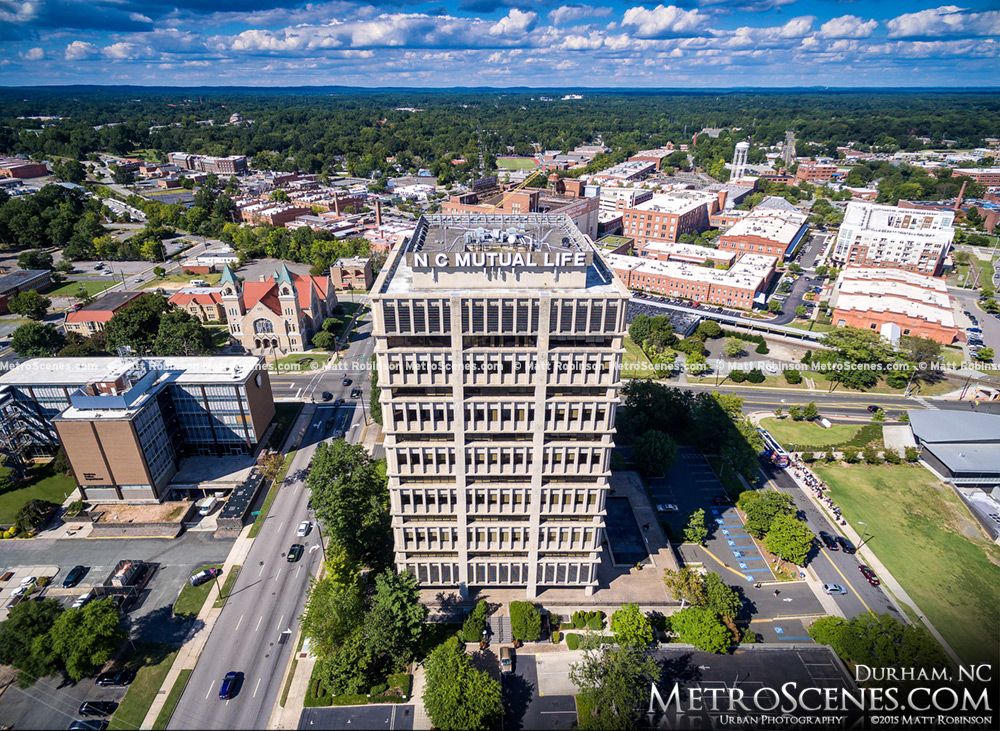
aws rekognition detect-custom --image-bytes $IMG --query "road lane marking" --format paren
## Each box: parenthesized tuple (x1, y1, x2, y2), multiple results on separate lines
(235, 613, 244, 632)
(253, 676, 262, 698)
(276, 520, 284, 533)
(258, 564, 266, 577)
(822, 550, 874, 615)
(274, 567, 281, 582)
(275, 614, 285, 633)
(205, 685, 212, 699)
(296, 565, 302, 578)
(255, 615, 264, 632)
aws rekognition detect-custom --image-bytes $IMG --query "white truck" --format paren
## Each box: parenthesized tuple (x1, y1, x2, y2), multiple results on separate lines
(197, 496, 218, 517)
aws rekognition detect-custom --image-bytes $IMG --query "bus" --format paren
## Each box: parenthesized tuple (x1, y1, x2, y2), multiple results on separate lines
(757, 428, 790, 468)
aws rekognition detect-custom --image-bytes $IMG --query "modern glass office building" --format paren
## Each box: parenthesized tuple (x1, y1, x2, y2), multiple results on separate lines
(0, 357, 275, 501)
(370, 214, 630, 597)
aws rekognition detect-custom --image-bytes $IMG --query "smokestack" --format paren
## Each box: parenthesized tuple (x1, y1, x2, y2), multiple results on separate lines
(375, 198, 382, 230)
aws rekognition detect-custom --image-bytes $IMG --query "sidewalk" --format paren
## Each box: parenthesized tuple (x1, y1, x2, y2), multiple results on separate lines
(784, 464, 962, 665)
(410, 665, 431, 730)
(266, 635, 315, 730)
(140, 523, 256, 729)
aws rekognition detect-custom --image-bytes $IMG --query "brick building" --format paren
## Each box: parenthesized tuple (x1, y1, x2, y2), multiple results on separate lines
(829, 267, 959, 344)
(167, 288, 226, 323)
(951, 167, 1000, 187)
(622, 190, 725, 249)
(718, 208, 809, 260)
(64, 291, 145, 335)
(0, 157, 49, 179)
(795, 162, 839, 183)
(330, 257, 374, 291)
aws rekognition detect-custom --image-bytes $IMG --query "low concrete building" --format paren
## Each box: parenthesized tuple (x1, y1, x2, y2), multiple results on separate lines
(908, 410, 1000, 491)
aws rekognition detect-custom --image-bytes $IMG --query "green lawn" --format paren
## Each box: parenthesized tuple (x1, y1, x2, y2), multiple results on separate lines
(45, 279, 117, 298)
(214, 565, 241, 609)
(272, 352, 331, 371)
(497, 156, 538, 170)
(153, 668, 192, 730)
(814, 463, 1000, 665)
(108, 646, 178, 731)
(788, 318, 836, 333)
(0, 463, 76, 526)
(758, 417, 864, 449)
(171, 564, 222, 617)
(622, 336, 656, 379)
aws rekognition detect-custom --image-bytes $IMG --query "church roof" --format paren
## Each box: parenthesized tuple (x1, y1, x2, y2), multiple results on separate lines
(239, 270, 329, 317)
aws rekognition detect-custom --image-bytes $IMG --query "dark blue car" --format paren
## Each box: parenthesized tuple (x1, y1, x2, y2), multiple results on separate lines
(219, 671, 242, 700)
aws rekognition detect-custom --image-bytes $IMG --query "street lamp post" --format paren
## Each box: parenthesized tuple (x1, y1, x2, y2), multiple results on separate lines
(857, 532, 875, 550)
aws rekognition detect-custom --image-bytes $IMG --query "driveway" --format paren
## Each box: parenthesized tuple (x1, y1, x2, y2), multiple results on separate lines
(503, 654, 576, 731)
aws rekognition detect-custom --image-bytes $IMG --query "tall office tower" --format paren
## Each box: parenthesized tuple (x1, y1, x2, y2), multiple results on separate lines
(370, 214, 630, 598)
(731, 140, 750, 180)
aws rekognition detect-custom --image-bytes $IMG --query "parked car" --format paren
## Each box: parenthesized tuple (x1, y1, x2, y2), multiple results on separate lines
(823, 583, 847, 595)
(859, 565, 880, 586)
(78, 701, 118, 717)
(68, 721, 108, 731)
(95, 668, 134, 687)
(866, 405, 881, 413)
(320, 391, 333, 402)
(500, 646, 515, 673)
(297, 521, 312, 537)
(342, 377, 352, 386)
(836, 536, 855, 554)
(72, 591, 93, 609)
(656, 503, 679, 513)
(819, 531, 839, 551)
(189, 568, 222, 587)
(350, 388, 363, 399)
(286, 544, 305, 562)
(219, 671, 242, 700)
(63, 565, 88, 589)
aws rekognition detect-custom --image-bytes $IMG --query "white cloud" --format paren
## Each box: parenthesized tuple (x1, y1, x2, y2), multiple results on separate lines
(886, 5, 1000, 38)
(621, 4, 706, 39)
(490, 9, 537, 37)
(104, 42, 139, 60)
(0, 1, 37, 24)
(22, 47, 44, 61)
(64, 40, 98, 61)
(549, 5, 612, 26)
(561, 33, 604, 50)
(818, 15, 877, 39)
(725, 16, 814, 48)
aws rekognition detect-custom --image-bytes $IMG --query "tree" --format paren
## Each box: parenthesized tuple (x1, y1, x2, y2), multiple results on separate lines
(300, 575, 365, 659)
(423, 636, 503, 731)
(809, 614, 947, 673)
(364, 570, 427, 666)
(973, 347, 994, 363)
(683, 508, 708, 545)
(610, 603, 654, 648)
(311, 330, 336, 350)
(104, 293, 169, 355)
(153, 309, 214, 356)
(764, 514, 815, 565)
(74, 284, 94, 305)
(670, 607, 732, 654)
(17, 249, 53, 270)
(803, 401, 819, 420)
(8, 290, 51, 320)
(48, 598, 125, 681)
(509, 601, 542, 643)
(632, 429, 678, 477)
(737, 490, 795, 538)
(723, 337, 745, 358)
(11, 322, 65, 356)
(663, 567, 707, 607)
(768, 299, 782, 313)
(570, 642, 659, 730)
(460, 600, 488, 643)
(0, 598, 63, 685)
(696, 320, 722, 339)
(813, 327, 897, 390)
(702, 573, 742, 625)
(306, 440, 390, 569)
(15, 499, 58, 534)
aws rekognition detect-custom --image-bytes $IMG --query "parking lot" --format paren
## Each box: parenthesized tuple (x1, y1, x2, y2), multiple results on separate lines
(298, 704, 414, 730)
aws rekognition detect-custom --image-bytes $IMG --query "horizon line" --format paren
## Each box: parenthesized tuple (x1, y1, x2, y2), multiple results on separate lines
(2, 84, 1000, 93)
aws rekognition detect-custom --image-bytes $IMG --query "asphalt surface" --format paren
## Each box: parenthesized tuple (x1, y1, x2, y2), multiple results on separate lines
(168, 320, 374, 731)
(769, 231, 828, 326)
(761, 463, 900, 620)
(0, 532, 234, 730)
(503, 655, 576, 731)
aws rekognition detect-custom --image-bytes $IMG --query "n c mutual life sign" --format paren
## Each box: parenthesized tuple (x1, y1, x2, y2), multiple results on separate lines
(407, 250, 592, 270)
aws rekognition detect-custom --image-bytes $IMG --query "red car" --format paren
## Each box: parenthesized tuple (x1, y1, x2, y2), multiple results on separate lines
(859, 565, 880, 587)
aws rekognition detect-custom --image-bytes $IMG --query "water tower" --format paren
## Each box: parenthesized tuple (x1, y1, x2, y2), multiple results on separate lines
(731, 140, 750, 180)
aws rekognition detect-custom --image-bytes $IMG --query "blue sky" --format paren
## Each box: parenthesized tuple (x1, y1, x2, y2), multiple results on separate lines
(1, 1, 998, 86)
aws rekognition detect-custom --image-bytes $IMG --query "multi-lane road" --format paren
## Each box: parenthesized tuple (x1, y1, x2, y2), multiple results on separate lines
(168, 316, 375, 730)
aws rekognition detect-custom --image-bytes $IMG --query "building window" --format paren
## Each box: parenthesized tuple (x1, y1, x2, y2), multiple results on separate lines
(254, 319, 274, 334)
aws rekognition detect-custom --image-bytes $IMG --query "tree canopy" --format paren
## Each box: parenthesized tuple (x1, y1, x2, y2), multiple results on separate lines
(423, 636, 503, 731)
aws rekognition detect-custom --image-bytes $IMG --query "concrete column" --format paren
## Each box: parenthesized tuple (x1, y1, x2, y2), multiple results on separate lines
(525, 296, 551, 599)
(450, 295, 470, 599)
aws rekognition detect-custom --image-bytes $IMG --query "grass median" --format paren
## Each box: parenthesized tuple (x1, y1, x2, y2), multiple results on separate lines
(108, 645, 178, 731)
(171, 564, 222, 617)
(248, 452, 294, 539)
(814, 463, 1000, 665)
(153, 668, 192, 730)
(213, 565, 241, 609)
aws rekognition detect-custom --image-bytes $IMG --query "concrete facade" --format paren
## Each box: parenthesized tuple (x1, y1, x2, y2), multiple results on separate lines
(371, 214, 629, 597)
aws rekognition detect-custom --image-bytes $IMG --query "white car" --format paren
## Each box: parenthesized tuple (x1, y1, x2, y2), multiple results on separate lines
(72, 591, 93, 609)
(296, 521, 312, 537)
(656, 503, 679, 513)
(823, 583, 847, 596)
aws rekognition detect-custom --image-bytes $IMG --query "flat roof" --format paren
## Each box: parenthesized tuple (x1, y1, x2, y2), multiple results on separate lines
(723, 209, 808, 244)
(76, 290, 144, 312)
(632, 190, 717, 216)
(924, 443, 1000, 475)
(0, 356, 264, 388)
(607, 252, 774, 290)
(376, 213, 626, 297)
(0, 268, 49, 292)
(908, 409, 1000, 444)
